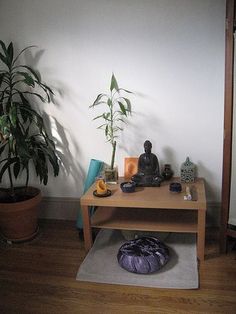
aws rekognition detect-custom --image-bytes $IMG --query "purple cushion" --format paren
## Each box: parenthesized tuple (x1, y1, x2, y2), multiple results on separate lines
(117, 237, 169, 274)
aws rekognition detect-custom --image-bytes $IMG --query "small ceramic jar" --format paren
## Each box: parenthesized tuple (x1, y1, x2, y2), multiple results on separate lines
(162, 164, 174, 180)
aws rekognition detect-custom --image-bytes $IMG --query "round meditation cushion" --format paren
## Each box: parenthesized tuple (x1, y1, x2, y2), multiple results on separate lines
(117, 236, 170, 274)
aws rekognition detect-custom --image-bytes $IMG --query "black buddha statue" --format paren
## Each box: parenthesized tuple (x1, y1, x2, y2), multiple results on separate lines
(131, 140, 163, 187)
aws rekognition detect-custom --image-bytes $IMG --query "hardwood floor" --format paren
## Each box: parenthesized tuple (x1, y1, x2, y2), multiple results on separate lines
(0, 220, 235, 314)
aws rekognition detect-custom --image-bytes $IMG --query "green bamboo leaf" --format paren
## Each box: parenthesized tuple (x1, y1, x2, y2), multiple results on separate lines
(107, 98, 112, 107)
(92, 101, 107, 107)
(117, 118, 126, 123)
(123, 97, 132, 112)
(118, 88, 133, 94)
(104, 117, 111, 122)
(90, 93, 106, 107)
(90, 73, 133, 170)
(97, 124, 106, 129)
(92, 114, 104, 121)
(118, 101, 127, 116)
(110, 73, 119, 92)
(102, 113, 111, 121)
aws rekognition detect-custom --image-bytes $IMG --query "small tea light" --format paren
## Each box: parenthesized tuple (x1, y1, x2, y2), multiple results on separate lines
(120, 181, 136, 193)
(169, 182, 182, 193)
(123, 182, 133, 188)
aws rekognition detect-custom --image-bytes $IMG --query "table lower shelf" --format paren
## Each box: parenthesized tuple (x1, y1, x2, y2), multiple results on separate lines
(91, 206, 198, 233)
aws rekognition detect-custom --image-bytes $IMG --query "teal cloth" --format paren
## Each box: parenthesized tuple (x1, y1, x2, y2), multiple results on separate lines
(76, 159, 104, 229)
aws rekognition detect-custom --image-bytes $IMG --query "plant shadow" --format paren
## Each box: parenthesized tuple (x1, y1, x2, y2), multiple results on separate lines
(22, 47, 86, 192)
(42, 113, 85, 190)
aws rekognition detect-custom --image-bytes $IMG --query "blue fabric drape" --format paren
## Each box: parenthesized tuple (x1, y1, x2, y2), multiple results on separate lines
(76, 159, 104, 229)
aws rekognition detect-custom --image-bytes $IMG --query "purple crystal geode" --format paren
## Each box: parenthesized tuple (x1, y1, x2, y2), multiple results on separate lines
(117, 237, 170, 274)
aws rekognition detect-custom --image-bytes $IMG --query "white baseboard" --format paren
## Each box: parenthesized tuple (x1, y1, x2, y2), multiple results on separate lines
(39, 197, 221, 227)
(39, 197, 80, 221)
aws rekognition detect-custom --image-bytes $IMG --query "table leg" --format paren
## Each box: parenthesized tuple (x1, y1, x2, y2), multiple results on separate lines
(81, 205, 93, 252)
(197, 209, 206, 262)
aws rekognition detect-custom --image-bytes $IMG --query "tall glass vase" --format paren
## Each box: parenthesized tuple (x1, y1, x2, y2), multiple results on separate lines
(104, 165, 118, 184)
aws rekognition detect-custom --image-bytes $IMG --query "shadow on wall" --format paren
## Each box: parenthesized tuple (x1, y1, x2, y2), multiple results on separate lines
(23, 48, 45, 71)
(22, 47, 85, 192)
(119, 90, 166, 157)
(119, 89, 179, 173)
(42, 113, 85, 191)
(119, 106, 178, 173)
(161, 146, 178, 174)
(24, 47, 69, 108)
(120, 110, 162, 155)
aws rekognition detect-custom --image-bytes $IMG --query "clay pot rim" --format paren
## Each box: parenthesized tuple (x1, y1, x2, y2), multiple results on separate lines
(0, 186, 42, 211)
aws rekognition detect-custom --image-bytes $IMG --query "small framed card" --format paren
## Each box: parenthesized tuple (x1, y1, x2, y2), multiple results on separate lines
(124, 157, 138, 180)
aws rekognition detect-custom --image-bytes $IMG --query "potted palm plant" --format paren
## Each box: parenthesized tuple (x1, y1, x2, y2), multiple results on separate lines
(90, 74, 132, 183)
(0, 40, 59, 241)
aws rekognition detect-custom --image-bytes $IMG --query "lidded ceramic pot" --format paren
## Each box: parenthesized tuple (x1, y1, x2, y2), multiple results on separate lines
(162, 164, 174, 180)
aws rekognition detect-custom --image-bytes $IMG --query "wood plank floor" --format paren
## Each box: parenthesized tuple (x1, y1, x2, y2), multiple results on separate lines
(0, 220, 235, 314)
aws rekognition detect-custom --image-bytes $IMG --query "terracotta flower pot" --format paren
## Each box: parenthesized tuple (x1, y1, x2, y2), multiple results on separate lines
(0, 187, 42, 242)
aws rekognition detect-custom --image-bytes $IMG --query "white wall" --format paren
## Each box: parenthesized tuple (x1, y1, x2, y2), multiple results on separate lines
(0, 0, 225, 205)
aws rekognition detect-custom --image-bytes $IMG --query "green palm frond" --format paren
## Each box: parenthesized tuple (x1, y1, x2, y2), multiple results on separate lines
(0, 41, 59, 197)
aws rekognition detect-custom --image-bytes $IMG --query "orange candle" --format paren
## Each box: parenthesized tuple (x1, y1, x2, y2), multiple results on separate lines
(96, 179, 108, 195)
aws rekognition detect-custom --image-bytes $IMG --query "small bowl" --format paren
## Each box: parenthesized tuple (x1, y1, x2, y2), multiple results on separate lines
(120, 181, 136, 193)
(169, 182, 182, 193)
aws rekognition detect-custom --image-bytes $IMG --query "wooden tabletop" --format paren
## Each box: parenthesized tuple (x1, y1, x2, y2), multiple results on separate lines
(80, 177, 207, 210)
